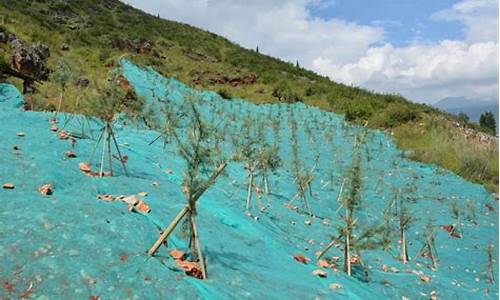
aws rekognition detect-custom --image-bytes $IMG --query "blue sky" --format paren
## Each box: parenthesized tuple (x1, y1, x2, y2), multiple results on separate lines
(125, 0, 498, 104)
(308, 0, 462, 46)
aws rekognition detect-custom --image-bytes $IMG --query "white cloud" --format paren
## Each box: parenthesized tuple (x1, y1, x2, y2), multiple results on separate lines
(314, 40, 499, 101)
(432, 0, 498, 43)
(123, 0, 383, 65)
(123, 0, 498, 103)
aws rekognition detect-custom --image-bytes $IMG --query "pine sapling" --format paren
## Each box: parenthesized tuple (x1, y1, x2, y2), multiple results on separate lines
(51, 59, 72, 114)
(85, 70, 143, 177)
(148, 96, 227, 280)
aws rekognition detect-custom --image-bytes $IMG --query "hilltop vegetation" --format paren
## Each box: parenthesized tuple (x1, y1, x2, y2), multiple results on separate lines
(0, 0, 497, 192)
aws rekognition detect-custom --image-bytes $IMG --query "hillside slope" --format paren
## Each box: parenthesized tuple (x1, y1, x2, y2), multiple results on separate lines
(0, 62, 498, 299)
(0, 0, 498, 192)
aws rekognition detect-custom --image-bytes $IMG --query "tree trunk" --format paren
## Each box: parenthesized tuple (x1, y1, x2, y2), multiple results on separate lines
(345, 232, 351, 276)
(89, 127, 105, 164)
(317, 234, 342, 260)
(264, 175, 269, 195)
(106, 124, 113, 176)
(246, 170, 254, 210)
(355, 247, 369, 282)
(401, 227, 409, 264)
(99, 126, 108, 177)
(191, 214, 207, 279)
(57, 91, 63, 114)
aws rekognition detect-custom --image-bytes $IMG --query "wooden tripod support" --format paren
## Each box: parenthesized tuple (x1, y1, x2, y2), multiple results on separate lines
(88, 122, 128, 176)
(147, 162, 227, 279)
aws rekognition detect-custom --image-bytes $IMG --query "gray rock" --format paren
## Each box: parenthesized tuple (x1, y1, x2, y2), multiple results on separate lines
(33, 42, 50, 60)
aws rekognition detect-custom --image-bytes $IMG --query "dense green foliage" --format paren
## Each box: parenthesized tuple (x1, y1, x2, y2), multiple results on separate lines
(0, 0, 497, 192)
(479, 112, 497, 136)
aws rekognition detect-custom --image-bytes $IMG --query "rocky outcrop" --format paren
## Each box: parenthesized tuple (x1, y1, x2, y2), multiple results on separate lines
(11, 41, 50, 80)
(7, 36, 50, 93)
(111, 38, 154, 54)
(191, 71, 258, 87)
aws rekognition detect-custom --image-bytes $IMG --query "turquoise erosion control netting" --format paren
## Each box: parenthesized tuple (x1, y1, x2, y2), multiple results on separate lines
(0, 60, 498, 299)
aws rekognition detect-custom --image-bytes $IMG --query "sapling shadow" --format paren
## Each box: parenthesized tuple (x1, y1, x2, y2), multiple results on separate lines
(486, 242, 495, 284)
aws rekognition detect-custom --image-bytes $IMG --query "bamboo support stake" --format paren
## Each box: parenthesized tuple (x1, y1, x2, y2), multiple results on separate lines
(345, 232, 351, 276)
(88, 127, 105, 164)
(148, 205, 190, 256)
(191, 162, 227, 202)
(264, 176, 269, 195)
(317, 234, 342, 260)
(99, 125, 108, 177)
(110, 126, 129, 176)
(57, 92, 63, 115)
(401, 229, 409, 264)
(246, 171, 254, 210)
(355, 247, 369, 282)
(191, 215, 207, 279)
(107, 124, 113, 176)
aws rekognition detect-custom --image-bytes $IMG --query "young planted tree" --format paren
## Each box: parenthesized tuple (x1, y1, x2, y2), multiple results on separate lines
(449, 201, 462, 238)
(395, 188, 412, 264)
(317, 134, 362, 275)
(85, 71, 143, 177)
(255, 144, 282, 196)
(339, 149, 362, 276)
(232, 114, 259, 210)
(147, 100, 180, 147)
(415, 221, 439, 270)
(148, 96, 227, 279)
(318, 131, 387, 280)
(51, 59, 72, 114)
(286, 111, 317, 217)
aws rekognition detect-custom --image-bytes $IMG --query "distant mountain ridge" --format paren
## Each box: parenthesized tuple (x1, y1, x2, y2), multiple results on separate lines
(434, 97, 499, 123)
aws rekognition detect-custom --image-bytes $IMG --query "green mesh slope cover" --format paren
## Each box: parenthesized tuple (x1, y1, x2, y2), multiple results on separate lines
(0, 61, 498, 300)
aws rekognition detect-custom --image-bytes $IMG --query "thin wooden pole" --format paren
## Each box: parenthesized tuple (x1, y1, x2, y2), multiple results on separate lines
(148, 134, 163, 146)
(110, 126, 129, 176)
(345, 207, 352, 276)
(246, 171, 254, 210)
(99, 126, 108, 177)
(345, 232, 351, 276)
(88, 127, 105, 164)
(191, 162, 227, 202)
(355, 247, 369, 282)
(107, 124, 113, 176)
(56, 92, 63, 115)
(148, 206, 190, 256)
(191, 214, 207, 279)
(264, 176, 269, 195)
(401, 227, 408, 264)
(317, 234, 342, 260)
(287, 193, 300, 208)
